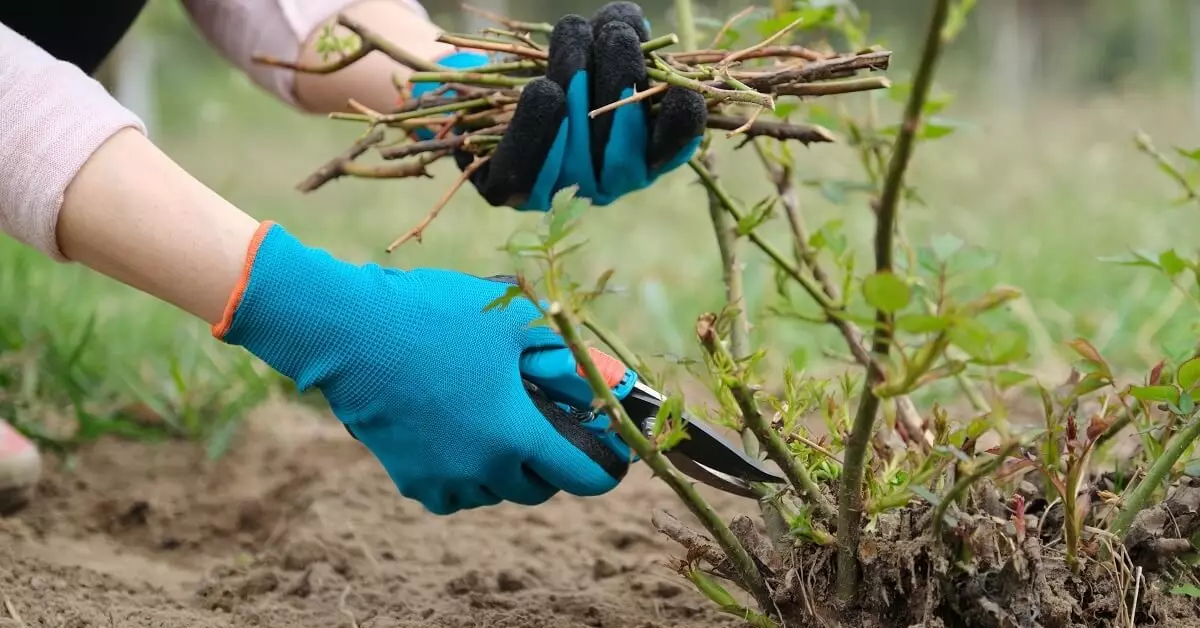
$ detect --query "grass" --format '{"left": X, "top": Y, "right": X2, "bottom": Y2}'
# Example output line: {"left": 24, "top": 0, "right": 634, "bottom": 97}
{"left": 3, "top": 8, "right": 1200, "bottom": 448}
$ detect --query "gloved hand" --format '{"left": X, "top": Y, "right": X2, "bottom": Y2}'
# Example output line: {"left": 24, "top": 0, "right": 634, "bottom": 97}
{"left": 466, "top": 1, "right": 708, "bottom": 210}
{"left": 404, "top": 1, "right": 707, "bottom": 210}
{"left": 212, "top": 221, "right": 630, "bottom": 515}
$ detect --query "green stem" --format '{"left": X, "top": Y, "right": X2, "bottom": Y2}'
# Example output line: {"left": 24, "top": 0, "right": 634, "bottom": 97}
{"left": 835, "top": 0, "right": 952, "bottom": 605}
{"left": 647, "top": 66, "right": 774, "bottom": 109}
{"left": 673, "top": 0, "right": 698, "bottom": 50}
{"left": 545, "top": 303, "right": 776, "bottom": 614}
{"left": 407, "top": 71, "right": 531, "bottom": 88}
{"left": 1110, "top": 415, "right": 1200, "bottom": 537}
{"left": 687, "top": 159, "right": 832, "bottom": 311}
{"left": 581, "top": 316, "right": 654, "bottom": 383}
{"left": 699, "top": 317, "right": 836, "bottom": 520}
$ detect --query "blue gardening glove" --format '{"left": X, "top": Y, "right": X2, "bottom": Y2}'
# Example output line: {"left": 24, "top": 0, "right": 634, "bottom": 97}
{"left": 462, "top": 1, "right": 707, "bottom": 210}
{"left": 212, "top": 222, "right": 630, "bottom": 515}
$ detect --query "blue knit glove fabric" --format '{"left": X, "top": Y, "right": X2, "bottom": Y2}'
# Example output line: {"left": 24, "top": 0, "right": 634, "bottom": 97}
{"left": 407, "top": 50, "right": 491, "bottom": 141}
{"left": 214, "top": 222, "right": 629, "bottom": 515}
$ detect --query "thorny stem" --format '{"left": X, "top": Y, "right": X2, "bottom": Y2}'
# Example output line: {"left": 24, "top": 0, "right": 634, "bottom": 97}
{"left": 646, "top": 66, "right": 774, "bottom": 109}
{"left": 836, "top": 0, "right": 952, "bottom": 604}
{"left": 408, "top": 71, "right": 531, "bottom": 88}
{"left": 545, "top": 303, "right": 776, "bottom": 614}
{"left": 776, "top": 76, "right": 891, "bottom": 97}
{"left": 698, "top": 314, "right": 836, "bottom": 520}
{"left": 1110, "top": 415, "right": 1200, "bottom": 537}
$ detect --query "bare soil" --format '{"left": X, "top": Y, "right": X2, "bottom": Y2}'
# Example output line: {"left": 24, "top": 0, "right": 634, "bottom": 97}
{"left": 4, "top": 400, "right": 1199, "bottom": 628}
{"left": 0, "top": 401, "right": 760, "bottom": 628}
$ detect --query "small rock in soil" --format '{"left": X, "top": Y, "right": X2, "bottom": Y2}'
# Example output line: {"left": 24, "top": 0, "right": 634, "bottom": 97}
{"left": 495, "top": 569, "right": 528, "bottom": 592}
{"left": 651, "top": 581, "right": 682, "bottom": 599}
{"left": 592, "top": 558, "right": 619, "bottom": 580}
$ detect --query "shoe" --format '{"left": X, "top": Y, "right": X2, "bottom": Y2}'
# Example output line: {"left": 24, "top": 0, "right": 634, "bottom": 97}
{"left": 0, "top": 420, "right": 40, "bottom": 515}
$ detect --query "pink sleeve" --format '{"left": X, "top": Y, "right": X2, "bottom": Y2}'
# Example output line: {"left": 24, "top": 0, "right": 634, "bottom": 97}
{"left": 180, "top": 0, "right": 431, "bottom": 107}
{"left": 0, "top": 21, "right": 147, "bottom": 261}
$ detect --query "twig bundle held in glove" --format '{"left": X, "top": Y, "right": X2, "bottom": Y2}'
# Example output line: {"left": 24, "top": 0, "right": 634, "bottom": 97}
{"left": 252, "top": 1, "right": 893, "bottom": 250}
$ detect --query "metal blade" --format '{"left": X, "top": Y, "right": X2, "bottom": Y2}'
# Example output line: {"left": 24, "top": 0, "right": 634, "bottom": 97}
{"left": 663, "top": 450, "right": 760, "bottom": 498}
{"left": 624, "top": 382, "right": 786, "bottom": 485}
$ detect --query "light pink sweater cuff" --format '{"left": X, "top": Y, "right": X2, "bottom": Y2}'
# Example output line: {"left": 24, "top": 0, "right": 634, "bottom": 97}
{"left": 0, "top": 21, "right": 146, "bottom": 261}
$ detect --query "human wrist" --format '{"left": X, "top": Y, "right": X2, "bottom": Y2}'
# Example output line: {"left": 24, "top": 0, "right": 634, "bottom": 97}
{"left": 212, "top": 222, "right": 383, "bottom": 390}
{"left": 57, "top": 127, "right": 260, "bottom": 325}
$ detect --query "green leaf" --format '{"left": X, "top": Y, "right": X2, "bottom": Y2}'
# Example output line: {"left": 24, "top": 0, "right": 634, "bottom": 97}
{"left": 790, "top": 346, "right": 809, "bottom": 371}
{"left": 862, "top": 272, "right": 911, "bottom": 313}
{"left": 895, "top": 314, "right": 948, "bottom": 334}
{"left": 1177, "top": 356, "right": 1200, "bottom": 390}
{"left": 1170, "top": 584, "right": 1200, "bottom": 598}
{"left": 482, "top": 284, "right": 524, "bottom": 313}
{"left": 1128, "top": 385, "right": 1179, "bottom": 404}
{"left": 772, "top": 102, "right": 799, "bottom": 119}
{"left": 1159, "top": 249, "right": 1189, "bottom": 277}
{"left": 1180, "top": 391, "right": 1196, "bottom": 415}
{"left": 1175, "top": 146, "right": 1200, "bottom": 162}
{"left": 910, "top": 485, "right": 942, "bottom": 507}
{"left": 942, "top": 0, "right": 978, "bottom": 42}
{"left": 809, "top": 219, "right": 848, "bottom": 256}
{"left": 1072, "top": 372, "right": 1111, "bottom": 398}
{"left": 930, "top": 233, "right": 964, "bottom": 262}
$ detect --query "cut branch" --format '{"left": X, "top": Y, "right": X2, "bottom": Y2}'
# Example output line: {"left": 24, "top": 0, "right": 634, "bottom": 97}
{"left": 385, "top": 155, "right": 489, "bottom": 252}
{"left": 297, "top": 128, "right": 386, "bottom": 192}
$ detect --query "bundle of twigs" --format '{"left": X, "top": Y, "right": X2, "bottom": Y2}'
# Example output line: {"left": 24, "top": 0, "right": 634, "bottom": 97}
{"left": 253, "top": 4, "right": 892, "bottom": 249}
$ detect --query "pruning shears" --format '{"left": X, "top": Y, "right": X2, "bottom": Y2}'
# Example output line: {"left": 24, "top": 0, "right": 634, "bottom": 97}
{"left": 520, "top": 346, "right": 787, "bottom": 499}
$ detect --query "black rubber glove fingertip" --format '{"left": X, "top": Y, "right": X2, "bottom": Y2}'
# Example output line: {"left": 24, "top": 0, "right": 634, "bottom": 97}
{"left": 592, "top": 1, "right": 649, "bottom": 41}
{"left": 648, "top": 87, "right": 708, "bottom": 172}
{"left": 465, "top": 78, "right": 566, "bottom": 207}
{"left": 547, "top": 14, "right": 593, "bottom": 87}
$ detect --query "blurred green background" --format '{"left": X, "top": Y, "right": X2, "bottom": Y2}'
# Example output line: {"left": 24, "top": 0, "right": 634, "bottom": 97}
{"left": 4, "top": 0, "right": 1200, "bottom": 447}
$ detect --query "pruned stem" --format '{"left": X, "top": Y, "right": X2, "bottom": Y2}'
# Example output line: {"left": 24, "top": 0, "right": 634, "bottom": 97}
{"left": 385, "top": 155, "right": 490, "bottom": 252}
{"left": 544, "top": 302, "right": 776, "bottom": 614}
{"left": 704, "top": 116, "right": 834, "bottom": 143}
{"left": 297, "top": 128, "right": 386, "bottom": 192}
{"left": 835, "top": 0, "right": 952, "bottom": 604}
{"left": 776, "top": 76, "right": 891, "bottom": 97}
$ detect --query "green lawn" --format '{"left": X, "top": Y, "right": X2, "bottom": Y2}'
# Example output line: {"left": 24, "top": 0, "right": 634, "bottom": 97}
{"left": 4, "top": 12, "right": 1200, "bottom": 446}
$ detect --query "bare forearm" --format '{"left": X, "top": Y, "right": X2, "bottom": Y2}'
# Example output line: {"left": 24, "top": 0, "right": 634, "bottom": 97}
{"left": 56, "top": 128, "right": 260, "bottom": 325}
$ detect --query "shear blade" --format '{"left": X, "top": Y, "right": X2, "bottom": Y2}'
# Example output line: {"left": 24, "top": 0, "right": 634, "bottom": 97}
{"left": 625, "top": 383, "right": 786, "bottom": 486}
